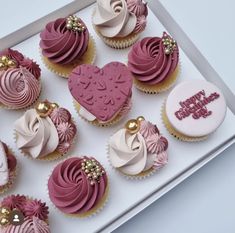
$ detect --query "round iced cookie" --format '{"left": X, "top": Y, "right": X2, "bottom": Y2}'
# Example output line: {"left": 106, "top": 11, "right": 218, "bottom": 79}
{"left": 163, "top": 80, "right": 227, "bottom": 141}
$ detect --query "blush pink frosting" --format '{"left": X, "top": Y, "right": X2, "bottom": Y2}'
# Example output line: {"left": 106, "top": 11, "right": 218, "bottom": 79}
{"left": 145, "top": 134, "right": 168, "bottom": 154}
{"left": 0, "top": 67, "right": 41, "bottom": 109}
{"left": 56, "top": 122, "right": 76, "bottom": 142}
{"left": 40, "top": 18, "right": 89, "bottom": 65}
{"left": 133, "top": 15, "right": 147, "bottom": 33}
{"left": 127, "top": 0, "right": 148, "bottom": 17}
{"left": 128, "top": 33, "right": 179, "bottom": 85}
{"left": 154, "top": 151, "right": 168, "bottom": 170}
{"left": 49, "top": 107, "right": 71, "bottom": 125}
{"left": 139, "top": 120, "right": 159, "bottom": 139}
{"left": 48, "top": 157, "right": 108, "bottom": 214}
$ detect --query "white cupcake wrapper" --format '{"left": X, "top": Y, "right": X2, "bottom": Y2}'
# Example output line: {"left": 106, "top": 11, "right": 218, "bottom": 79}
{"left": 46, "top": 156, "right": 109, "bottom": 218}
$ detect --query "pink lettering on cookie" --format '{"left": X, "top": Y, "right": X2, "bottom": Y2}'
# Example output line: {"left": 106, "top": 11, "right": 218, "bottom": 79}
{"left": 174, "top": 90, "right": 220, "bottom": 120}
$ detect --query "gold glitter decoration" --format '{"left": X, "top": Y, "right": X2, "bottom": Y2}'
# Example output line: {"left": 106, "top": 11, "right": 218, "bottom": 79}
{"left": 66, "top": 15, "right": 86, "bottom": 32}
{"left": 162, "top": 33, "right": 177, "bottom": 55}
{"left": 136, "top": 116, "right": 145, "bottom": 123}
{"left": 81, "top": 158, "right": 105, "bottom": 186}
{"left": 0, "top": 55, "right": 16, "bottom": 71}
{"left": 125, "top": 119, "right": 140, "bottom": 134}
{"left": 35, "top": 100, "right": 59, "bottom": 118}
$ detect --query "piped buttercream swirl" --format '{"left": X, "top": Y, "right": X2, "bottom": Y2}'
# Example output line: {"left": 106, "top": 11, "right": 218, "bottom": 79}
{"left": 14, "top": 109, "right": 59, "bottom": 158}
{"left": 48, "top": 157, "right": 108, "bottom": 214}
{"left": 128, "top": 33, "right": 179, "bottom": 84}
{"left": 40, "top": 18, "right": 89, "bottom": 65}
{"left": 92, "top": 0, "right": 137, "bottom": 38}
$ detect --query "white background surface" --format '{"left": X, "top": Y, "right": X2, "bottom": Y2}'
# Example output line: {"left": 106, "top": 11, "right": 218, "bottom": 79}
{"left": 0, "top": 1, "right": 235, "bottom": 233}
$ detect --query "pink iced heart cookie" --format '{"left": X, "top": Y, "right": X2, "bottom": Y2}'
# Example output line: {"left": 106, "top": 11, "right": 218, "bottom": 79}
{"left": 68, "top": 62, "right": 133, "bottom": 122}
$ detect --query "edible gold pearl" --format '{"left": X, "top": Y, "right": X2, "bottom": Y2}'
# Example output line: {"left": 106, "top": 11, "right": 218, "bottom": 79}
{"left": 0, "top": 56, "right": 8, "bottom": 63}
{"left": 7, "top": 60, "right": 16, "bottom": 67}
{"left": 136, "top": 116, "right": 145, "bottom": 122}
{"left": 125, "top": 119, "right": 140, "bottom": 134}
{"left": 0, "top": 207, "right": 10, "bottom": 216}
{"left": 0, "top": 217, "right": 9, "bottom": 226}
{"left": 50, "top": 102, "right": 59, "bottom": 109}
{"left": 0, "top": 62, "right": 5, "bottom": 69}
{"left": 35, "top": 102, "right": 51, "bottom": 117}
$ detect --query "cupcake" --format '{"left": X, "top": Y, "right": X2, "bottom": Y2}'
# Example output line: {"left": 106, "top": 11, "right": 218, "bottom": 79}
{"left": 48, "top": 157, "right": 108, "bottom": 217}
{"left": 92, "top": 0, "right": 148, "bottom": 49}
{"left": 0, "top": 49, "right": 41, "bottom": 109}
{"left": 108, "top": 116, "right": 168, "bottom": 178}
{"left": 0, "top": 141, "right": 17, "bottom": 194}
{"left": 14, "top": 100, "right": 77, "bottom": 160}
{"left": 0, "top": 194, "right": 50, "bottom": 232}
{"left": 68, "top": 62, "right": 133, "bottom": 126}
{"left": 162, "top": 80, "right": 227, "bottom": 141}
{"left": 128, "top": 32, "right": 180, "bottom": 93}
{"left": 40, "top": 15, "right": 96, "bottom": 78}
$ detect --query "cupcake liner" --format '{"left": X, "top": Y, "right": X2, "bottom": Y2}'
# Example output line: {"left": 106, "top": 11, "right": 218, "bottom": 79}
{"left": 93, "top": 24, "right": 140, "bottom": 49}
{"left": 46, "top": 157, "right": 109, "bottom": 218}
{"left": 0, "top": 148, "right": 18, "bottom": 195}
{"left": 161, "top": 101, "right": 207, "bottom": 142}
{"left": 13, "top": 118, "right": 78, "bottom": 162}
{"left": 41, "top": 37, "right": 96, "bottom": 78}
{"left": 134, "top": 63, "right": 181, "bottom": 94}
{"left": 0, "top": 80, "right": 42, "bottom": 110}
{"left": 73, "top": 100, "right": 131, "bottom": 127}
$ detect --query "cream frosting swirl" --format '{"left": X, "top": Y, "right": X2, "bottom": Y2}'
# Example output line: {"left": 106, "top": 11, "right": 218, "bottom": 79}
{"left": 0, "top": 67, "right": 41, "bottom": 109}
{"left": 128, "top": 33, "right": 179, "bottom": 84}
{"left": 14, "top": 109, "right": 59, "bottom": 159}
{"left": 109, "top": 129, "right": 156, "bottom": 175}
{"left": 92, "top": 0, "right": 137, "bottom": 38}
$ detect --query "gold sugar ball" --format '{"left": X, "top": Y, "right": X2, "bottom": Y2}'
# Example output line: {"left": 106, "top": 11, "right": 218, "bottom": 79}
{"left": 7, "top": 60, "right": 16, "bottom": 68}
{"left": 36, "top": 102, "right": 51, "bottom": 117}
{"left": 125, "top": 119, "right": 140, "bottom": 134}
{"left": 136, "top": 116, "right": 145, "bottom": 123}
{"left": 50, "top": 102, "right": 59, "bottom": 109}
{"left": 0, "top": 62, "right": 5, "bottom": 69}
{"left": 0, "top": 207, "right": 10, "bottom": 216}
{"left": 0, "top": 217, "right": 9, "bottom": 226}
{"left": 0, "top": 56, "right": 8, "bottom": 63}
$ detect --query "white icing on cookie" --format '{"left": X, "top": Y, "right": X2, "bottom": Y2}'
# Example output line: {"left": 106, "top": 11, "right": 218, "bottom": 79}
{"left": 0, "top": 142, "right": 9, "bottom": 186}
{"left": 165, "top": 80, "right": 227, "bottom": 137}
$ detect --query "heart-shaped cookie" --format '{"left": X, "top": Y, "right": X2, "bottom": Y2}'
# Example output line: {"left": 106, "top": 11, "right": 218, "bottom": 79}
{"left": 68, "top": 62, "right": 133, "bottom": 122}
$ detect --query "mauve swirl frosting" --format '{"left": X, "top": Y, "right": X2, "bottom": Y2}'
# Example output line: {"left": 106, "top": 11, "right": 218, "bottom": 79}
{"left": 48, "top": 157, "right": 108, "bottom": 214}
{"left": 40, "top": 18, "right": 89, "bottom": 65}
{"left": 126, "top": 0, "right": 148, "bottom": 17}
{"left": 128, "top": 33, "right": 179, "bottom": 85}
{"left": 0, "top": 67, "right": 41, "bottom": 109}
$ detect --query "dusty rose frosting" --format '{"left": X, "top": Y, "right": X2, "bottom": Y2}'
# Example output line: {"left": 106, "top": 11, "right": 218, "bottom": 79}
{"left": 40, "top": 17, "right": 89, "bottom": 65}
{"left": 128, "top": 33, "right": 179, "bottom": 85}
{"left": 0, "top": 49, "right": 41, "bottom": 78}
{"left": 0, "top": 67, "right": 41, "bottom": 109}
{"left": 127, "top": 0, "right": 148, "bottom": 17}
{"left": 109, "top": 119, "right": 168, "bottom": 175}
{"left": 48, "top": 157, "right": 108, "bottom": 214}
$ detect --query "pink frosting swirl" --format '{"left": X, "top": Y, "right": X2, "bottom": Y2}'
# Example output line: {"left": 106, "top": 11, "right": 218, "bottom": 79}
{"left": 20, "top": 58, "right": 41, "bottom": 79}
{"left": 57, "top": 141, "right": 72, "bottom": 154}
{"left": 133, "top": 15, "right": 147, "bottom": 33}
{"left": 40, "top": 18, "right": 89, "bottom": 65}
{"left": 23, "top": 199, "right": 49, "bottom": 221}
{"left": 127, "top": 0, "right": 148, "bottom": 17}
{"left": 139, "top": 120, "right": 159, "bottom": 139}
{"left": 56, "top": 122, "right": 76, "bottom": 142}
{"left": 154, "top": 151, "right": 168, "bottom": 170}
{"left": 0, "top": 67, "right": 41, "bottom": 109}
{"left": 1, "top": 195, "right": 26, "bottom": 211}
{"left": 49, "top": 107, "right": 71, "bottom": 125}
{"left": 128, "top": 33, "right": 179, "bottom": 84}
{"left": 145, "top": 134, "right": 168, "bottom": 154}
{"left": 48, "top": 157, "right": 108, "bottom": 214}
{"left": 2, "top": 217, "right": 50, "bottom": 233}
{"left": 0, "top": 49, "right": 24, "bottom": 66}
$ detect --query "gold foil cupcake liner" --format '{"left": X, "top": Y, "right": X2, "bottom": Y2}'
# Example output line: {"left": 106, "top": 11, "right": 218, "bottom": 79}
{"left": 134, "top": 63, "right": 181, "bottom": 94}
{"left": 0, "top": 81, "right": 42, "bottom": 110}
{"left": 0, "top": 148, "right": 18, "bottom": 195}
{"left": 161, "top": 101, "right": 207, "bottom": 142}
{"left": 106, "top": 142, "right": 158, "bottom": 180}
{"left": 73, "top": 100, "right": 131, "bottom": 127}
{"left": 46, "top": 157, "right": 109, "bottom": 218}
{"left": 13, "top": 117, "right": 78, "bottom": 162}
{"left": 93, "top": 24, "right": 140, "bottom": 49}
{"left": 41, "top": 36, "right": 96, "bottom": 78}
